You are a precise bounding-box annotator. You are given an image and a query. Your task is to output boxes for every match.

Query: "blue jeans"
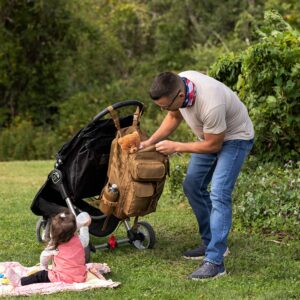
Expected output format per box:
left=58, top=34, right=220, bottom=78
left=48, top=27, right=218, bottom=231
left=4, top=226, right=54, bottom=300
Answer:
left=183, top=139, right=254, bottom=265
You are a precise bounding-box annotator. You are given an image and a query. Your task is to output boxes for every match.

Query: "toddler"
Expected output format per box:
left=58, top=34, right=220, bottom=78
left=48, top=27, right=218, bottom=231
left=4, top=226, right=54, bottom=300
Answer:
left=20, top=209, right=91, bottom=285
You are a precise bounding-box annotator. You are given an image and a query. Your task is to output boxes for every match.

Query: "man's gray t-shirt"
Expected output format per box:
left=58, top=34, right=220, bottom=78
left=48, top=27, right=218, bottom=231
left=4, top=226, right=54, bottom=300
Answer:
left=179, top=71, right=254, bottom=141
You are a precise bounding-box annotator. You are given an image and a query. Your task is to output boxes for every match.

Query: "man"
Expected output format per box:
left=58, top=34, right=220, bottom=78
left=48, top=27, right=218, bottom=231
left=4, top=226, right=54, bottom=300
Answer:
left=140, top=71, right=254, bottom=280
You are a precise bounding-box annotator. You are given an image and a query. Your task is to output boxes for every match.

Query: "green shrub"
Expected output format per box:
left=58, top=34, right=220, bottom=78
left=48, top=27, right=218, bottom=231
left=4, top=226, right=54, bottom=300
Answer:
left=0, top=118, right=35, bottom=160
left=0, top=118, right=57, bottom=160
left=233, top=160, right=300, bottom=237
left=163, top=154, right=189, bottom=205
left=56, top=91, right=104, bottom=143
left=209, top=52, right=242, bottom=89
left=32, top=131, right=57, bottom=160
left=209, top=11, right=300, bottom=162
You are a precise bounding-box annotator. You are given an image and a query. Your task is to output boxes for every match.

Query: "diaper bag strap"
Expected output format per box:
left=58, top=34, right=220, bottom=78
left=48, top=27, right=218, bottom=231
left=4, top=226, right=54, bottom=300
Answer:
left=132, top=106, right=142, bottom=128
left=107, top=105, right=122, bottom=135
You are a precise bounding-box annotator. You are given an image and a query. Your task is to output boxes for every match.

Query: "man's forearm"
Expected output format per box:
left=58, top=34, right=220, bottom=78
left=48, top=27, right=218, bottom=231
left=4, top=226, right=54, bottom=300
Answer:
left=174, top=141, right=221, bottom=154
left=149, top=112, right=182, bottom=144
left=174, top=132, right=225, bottom=154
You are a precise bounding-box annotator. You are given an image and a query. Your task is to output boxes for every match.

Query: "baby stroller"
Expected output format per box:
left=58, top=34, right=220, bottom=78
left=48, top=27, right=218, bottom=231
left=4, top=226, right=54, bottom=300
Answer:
left=31, top=100, right=167, bottom=259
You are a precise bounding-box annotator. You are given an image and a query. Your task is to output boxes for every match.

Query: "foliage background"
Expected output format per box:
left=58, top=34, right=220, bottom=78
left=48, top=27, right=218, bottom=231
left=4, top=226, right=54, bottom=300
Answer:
left=1, top=0, right=299, bottom=161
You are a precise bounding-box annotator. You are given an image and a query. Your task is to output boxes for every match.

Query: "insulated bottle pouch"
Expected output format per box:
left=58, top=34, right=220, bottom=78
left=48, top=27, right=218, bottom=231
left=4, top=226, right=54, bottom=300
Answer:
left=99, top=183, right=119, bottom=215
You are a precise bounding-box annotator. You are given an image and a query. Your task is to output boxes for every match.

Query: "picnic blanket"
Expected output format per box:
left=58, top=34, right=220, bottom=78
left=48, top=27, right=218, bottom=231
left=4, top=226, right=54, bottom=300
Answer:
left=0, top=262, right=120, bottom=297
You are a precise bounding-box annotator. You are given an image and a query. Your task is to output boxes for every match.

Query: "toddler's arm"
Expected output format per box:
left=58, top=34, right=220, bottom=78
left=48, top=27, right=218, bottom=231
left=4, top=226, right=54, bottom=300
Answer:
left=79, top=226, right=89, bottom=248
left=76, top=212, right=91, bottom=248
left=40, top=247, right=59, bottom=270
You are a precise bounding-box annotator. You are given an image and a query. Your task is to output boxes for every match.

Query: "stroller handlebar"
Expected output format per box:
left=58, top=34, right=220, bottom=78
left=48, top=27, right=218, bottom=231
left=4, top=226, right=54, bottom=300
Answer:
left=93, top=100, right=144, bottom=122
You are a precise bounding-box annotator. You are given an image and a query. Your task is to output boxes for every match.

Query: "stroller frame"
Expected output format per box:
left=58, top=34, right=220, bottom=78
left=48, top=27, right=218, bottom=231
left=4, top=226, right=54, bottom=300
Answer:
left=34, top=100, right=156, bottom=254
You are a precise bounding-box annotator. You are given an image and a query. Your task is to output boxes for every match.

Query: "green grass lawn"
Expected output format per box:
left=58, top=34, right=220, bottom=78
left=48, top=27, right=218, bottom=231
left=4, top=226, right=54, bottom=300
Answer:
left=0, top=161, right=299, bottom=299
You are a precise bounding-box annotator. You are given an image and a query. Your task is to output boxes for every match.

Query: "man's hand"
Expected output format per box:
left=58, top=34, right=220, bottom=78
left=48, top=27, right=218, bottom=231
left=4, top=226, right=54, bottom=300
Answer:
left=155, top=140, right=178, bottom=155
left=139, top=139, right=153, bottom=149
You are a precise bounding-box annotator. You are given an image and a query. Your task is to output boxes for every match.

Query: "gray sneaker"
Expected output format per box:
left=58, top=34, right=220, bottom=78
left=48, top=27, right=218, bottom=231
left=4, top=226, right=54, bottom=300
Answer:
left=188, top=261, right=226, bottom=280
left=183, top=245, right=230, bottom=260
left=183, top=244, right=206, bottom=260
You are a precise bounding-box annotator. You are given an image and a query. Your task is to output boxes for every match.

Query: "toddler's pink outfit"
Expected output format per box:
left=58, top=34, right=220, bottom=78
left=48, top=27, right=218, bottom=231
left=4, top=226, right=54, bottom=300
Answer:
left=48, top=235, right=86, bottom=283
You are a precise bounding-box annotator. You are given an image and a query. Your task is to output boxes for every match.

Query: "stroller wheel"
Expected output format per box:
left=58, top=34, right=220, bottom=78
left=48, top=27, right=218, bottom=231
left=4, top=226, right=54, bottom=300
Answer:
left=132, top=221, right=156, bottom=250
left=36, top=217, right=50, bottom=243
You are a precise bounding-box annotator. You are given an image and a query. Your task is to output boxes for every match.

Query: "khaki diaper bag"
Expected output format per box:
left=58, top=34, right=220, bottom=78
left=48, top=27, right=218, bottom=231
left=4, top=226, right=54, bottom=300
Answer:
left=99, top=106, right=169, bottom=219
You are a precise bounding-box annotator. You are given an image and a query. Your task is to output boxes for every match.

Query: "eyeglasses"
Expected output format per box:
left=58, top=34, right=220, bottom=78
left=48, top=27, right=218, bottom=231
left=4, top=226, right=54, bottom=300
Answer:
left=159, top=89, right=181, bottom=110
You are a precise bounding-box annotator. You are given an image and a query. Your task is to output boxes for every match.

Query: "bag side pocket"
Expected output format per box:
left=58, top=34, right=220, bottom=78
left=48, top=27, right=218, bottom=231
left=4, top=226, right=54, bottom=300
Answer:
left=130, top=160, right=165, bottom=181
left=123, top=182, right=154, bottom=216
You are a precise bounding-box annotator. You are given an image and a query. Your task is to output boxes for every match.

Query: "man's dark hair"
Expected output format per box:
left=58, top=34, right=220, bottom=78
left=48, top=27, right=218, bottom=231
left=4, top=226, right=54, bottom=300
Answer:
left=149, top=72, right=182, bottom=100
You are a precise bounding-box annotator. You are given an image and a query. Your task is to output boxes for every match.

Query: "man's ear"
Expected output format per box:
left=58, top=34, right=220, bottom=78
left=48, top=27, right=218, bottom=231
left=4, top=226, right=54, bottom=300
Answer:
left=179, top=91, right=185, bottom=99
